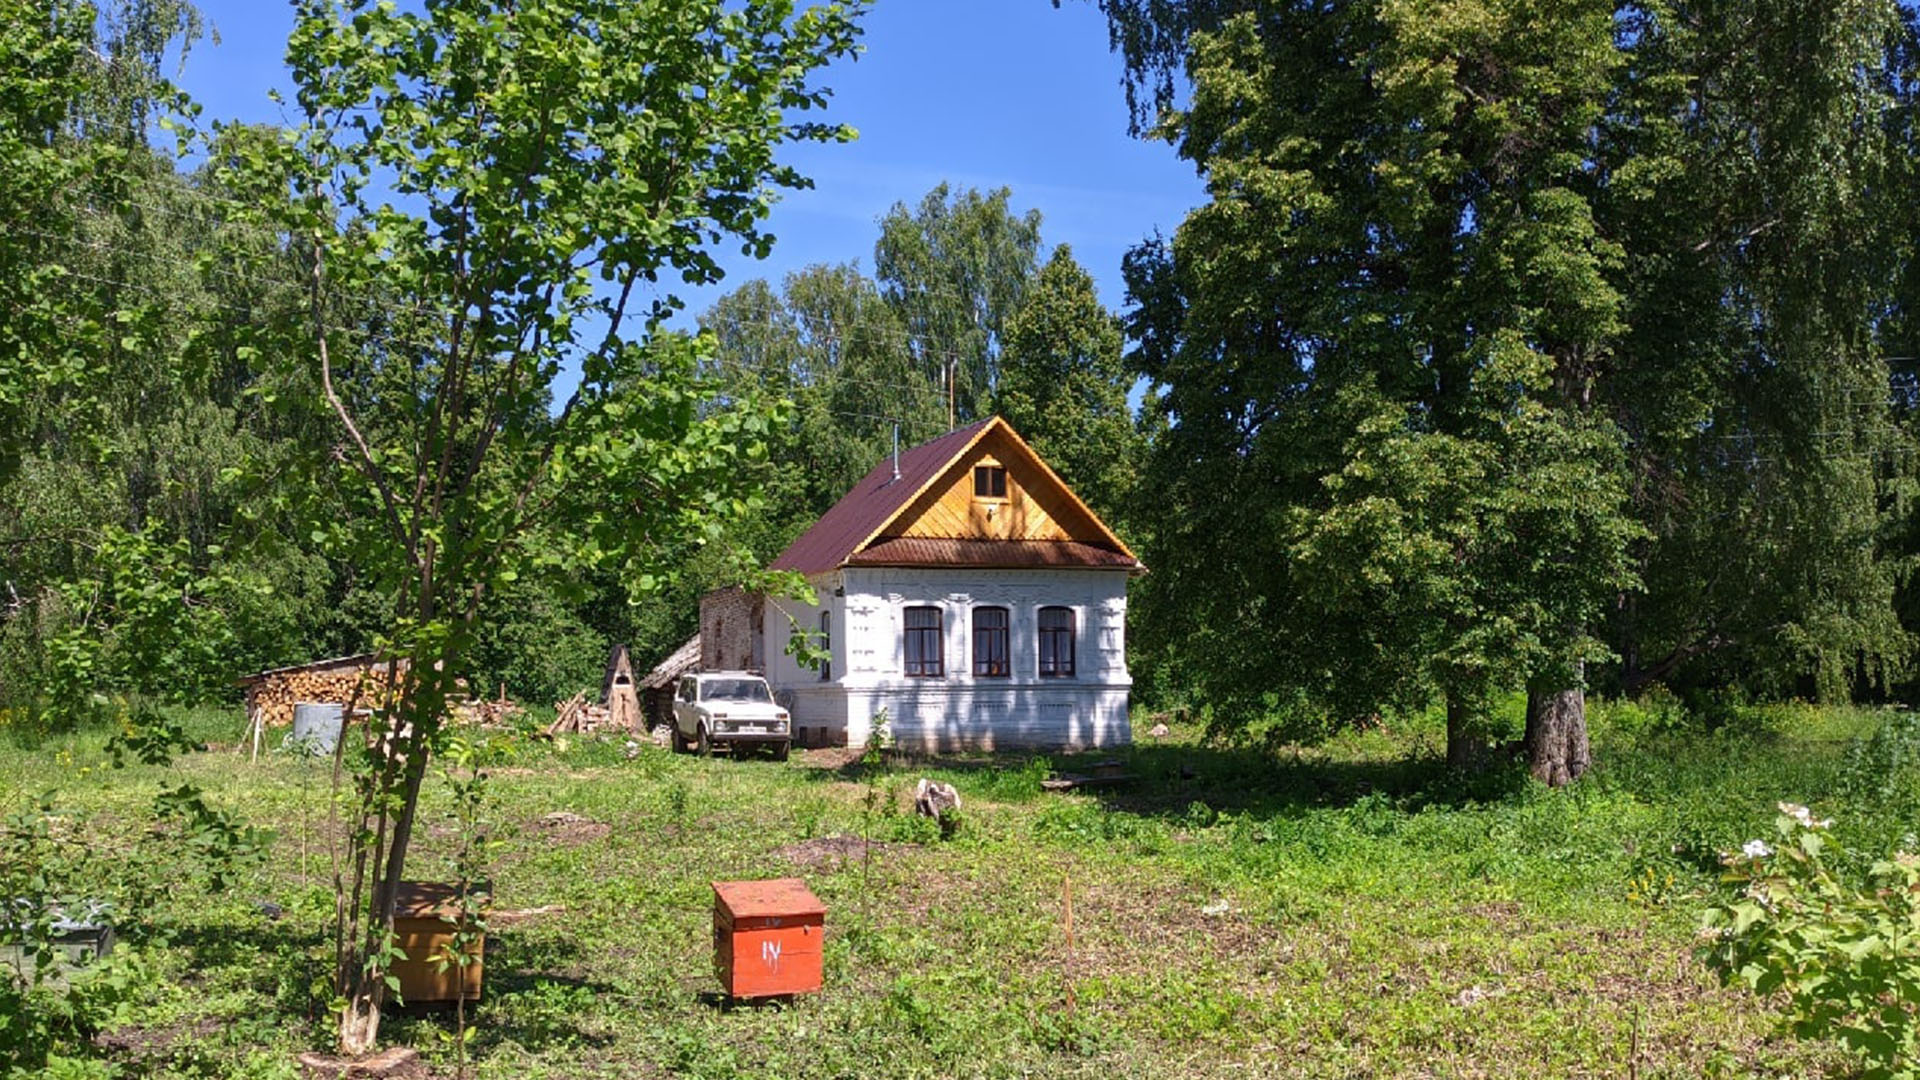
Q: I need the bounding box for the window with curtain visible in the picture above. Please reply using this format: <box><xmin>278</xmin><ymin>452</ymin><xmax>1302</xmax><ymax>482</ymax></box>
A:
<box><xmin>972</xmin><ymin>607</ymin><xmax>1010</xmax><ymax>677</ymax></box>
<box><xmin>904</xmin><ymin>606</ymin><xmax>944</xmax><ymax>677</ymax></box>
<box><xmin>1038</xmin><ymin>606</ymin><xmax>1075</xmax><ymax>678</ymax></box>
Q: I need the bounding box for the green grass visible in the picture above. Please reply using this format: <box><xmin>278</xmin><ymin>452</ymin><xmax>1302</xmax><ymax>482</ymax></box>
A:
<box><xmin>6</xmin><ymin>698</ymin><xmax>1918</xmax><ymax>1079</ymax></box>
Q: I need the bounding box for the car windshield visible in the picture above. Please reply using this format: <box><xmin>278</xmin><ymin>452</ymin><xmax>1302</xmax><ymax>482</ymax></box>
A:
<box><xmin>702</xmin><ymin>678</ymin><xmax>771</xmax><ymax>703</ymax></box>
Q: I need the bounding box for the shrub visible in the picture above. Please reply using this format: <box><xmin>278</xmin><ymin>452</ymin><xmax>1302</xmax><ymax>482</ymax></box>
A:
<box><xmin>1700</xmin><ymin>803</ymin><xmax>1920</xmax><ymax>1078</ymax></box>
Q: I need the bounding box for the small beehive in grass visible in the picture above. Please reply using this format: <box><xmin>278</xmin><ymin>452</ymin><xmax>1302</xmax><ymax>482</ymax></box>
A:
<box><xmin>388</xmin><ymin>881</ymin><xmax>486</xmax><ymax>1007</ymax></box>
<box><xmin>0</xmin><ymin>901</ymin><xmax>113</xmax><ymax>988</ymax></box>
<box><xmin>711</xmin><ymin>878</ymin><xmax>825</xmax><ymax>999</ymax></box>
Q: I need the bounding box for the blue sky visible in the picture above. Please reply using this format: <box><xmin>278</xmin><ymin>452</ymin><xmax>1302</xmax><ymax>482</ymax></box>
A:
<box><xmin>175</xmin><ymin>0</ymin><xmax>1206</xmax><ymax>323</ymax></box>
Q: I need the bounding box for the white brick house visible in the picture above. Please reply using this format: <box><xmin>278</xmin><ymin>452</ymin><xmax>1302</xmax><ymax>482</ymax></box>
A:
<box><xmin>701</xmin><ymin>417</ymin><xmax>1143</xmax><ymax>751</ymax></box>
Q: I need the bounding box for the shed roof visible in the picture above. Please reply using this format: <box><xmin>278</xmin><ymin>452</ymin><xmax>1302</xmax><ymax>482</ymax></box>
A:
<box><xmin>236</xmin><ymin>653</ymin><xmax>392</xmax><ymax>686</ymax></box>
<box><xmin>638</xmin><ymin>634</ymin><xmax>701</xmax><ymax>690</ymax></box>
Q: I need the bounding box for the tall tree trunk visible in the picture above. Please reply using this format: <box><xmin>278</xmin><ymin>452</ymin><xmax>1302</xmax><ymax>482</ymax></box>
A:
<box><xmin>1445</xmin><ymin>693</ymin><xmax>1480</xmax><ymax>768</ymax></box>
<box><xmin>1524</xmin><ymin>667</ymin><xmax>1590</xmax><ymax>787</ymax></box>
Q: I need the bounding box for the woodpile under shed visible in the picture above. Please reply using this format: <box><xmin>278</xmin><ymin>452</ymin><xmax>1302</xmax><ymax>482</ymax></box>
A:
<box><xmin>239</xmin><ymin>655</ymin><xmax>404</xmax><ymax>731</ymax></box>
<box><xmin>639</xmin><ymin>635</ymin><xmax>700</xmax><ymax>731</ymax></box>
<box><xmin>546</xmin><ymin>691</ymin><xmax>616</xmax><ymax>736</ymax></box>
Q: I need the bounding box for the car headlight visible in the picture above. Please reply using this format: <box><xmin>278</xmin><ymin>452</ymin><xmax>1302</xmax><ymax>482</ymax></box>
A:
<box><xmin>775</xmin><ymin>711</ymin><xmax>789</xmax><ymax>722</ymax></box>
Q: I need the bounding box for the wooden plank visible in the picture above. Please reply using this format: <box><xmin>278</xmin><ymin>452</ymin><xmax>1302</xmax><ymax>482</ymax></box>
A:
<box><xmin>1041</xmin><ymin>772</ymin><xmax>1139</xmax><ymax>792</ymax></box>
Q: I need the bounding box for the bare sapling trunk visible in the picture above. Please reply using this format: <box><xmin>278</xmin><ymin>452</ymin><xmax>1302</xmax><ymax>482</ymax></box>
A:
<box><xmin>1524</xmin><ymin>666</ymin><xmax>1590</xmax><ymax>787</ymax></box>
<box><xmin>338</xmin><ymin>670</ymin><xmax>440</xmax><ymax>1056</ymax></box>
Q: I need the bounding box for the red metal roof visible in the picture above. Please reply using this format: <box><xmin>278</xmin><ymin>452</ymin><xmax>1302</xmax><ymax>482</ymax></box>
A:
<box><xmin>769</xmin><ymin>420</ymin><xmax>994</xmax><ymax>575</ymax></box>
<box><xmin>846</xmin><ymin>537</ymin><xmax>1140</xmax><ymax>570</ymax></box>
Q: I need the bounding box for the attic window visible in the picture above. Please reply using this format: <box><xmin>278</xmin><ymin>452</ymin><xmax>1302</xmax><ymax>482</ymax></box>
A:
<box><xmin>973</xmin><ymin>465</ymin><xmax>1007</xmax><ymax>499</ymax></box>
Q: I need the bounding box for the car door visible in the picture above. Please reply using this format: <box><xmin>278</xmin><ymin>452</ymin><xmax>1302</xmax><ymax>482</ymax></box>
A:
<box><xmin>673</xmin><ymin>677</ymin><xmax>695</xmax><ymax>733</ymax></box>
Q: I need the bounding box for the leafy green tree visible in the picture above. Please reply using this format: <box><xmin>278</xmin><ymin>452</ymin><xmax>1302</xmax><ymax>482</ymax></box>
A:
<box><xmin>997</xmin><ymin>244</ymin><xmax>1139</xmax><ymax>529</ymax></box>
<box><xmin>1596</xmin><ymin>0</ymin><xmax>1915</xmax><ymax>703</ymax></box>
<box><xmin>703</xmin><ymin>260</ymin><xmax>946</xmax><ymax>548</ymax></box>
<box><xmin>1096</xmin><ymin>0</ymin><xmax>1916</xmax><ymax>778</ymax></box>
<box><xmin>875</xmin><ymin>182</ymin><xmax>1041</xmax><ymax>425</ymax></box>
<box><xmin>243</xmin><ymin>0</ymin><xmax>866</xmax><ymax>1052</ymax></box>
<box><xmin>0</xmin><ymin>1</ymin><xmax>313</xmax><ymax>722</ymax></box>
<box><xmin>1103</xmin><ymin>0</ymin><xmax>1641</xmax><ymax>777</ymax></box>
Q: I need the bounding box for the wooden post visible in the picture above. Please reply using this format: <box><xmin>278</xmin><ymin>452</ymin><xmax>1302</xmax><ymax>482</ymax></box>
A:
<box><xmin>1063</xmin><ymin>868</ymin><xmax>1076</xmax><ymax>1015</ymax></box>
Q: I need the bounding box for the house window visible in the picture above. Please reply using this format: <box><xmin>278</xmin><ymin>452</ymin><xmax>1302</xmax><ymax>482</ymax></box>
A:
<box><xmin>972</xmin><ymin>607</ymin><xmax>1010</xmax><ymax>677</ymax></box>
<box><xmin>904</xmin><ymin>606</ymin><xmax>944</xmax><ymax>677</ymax></box>
<box><xmin>1038</xmin><ymin>606</ymin><xmax>1075</xmax><ymax>678</ymax></box>
<box><xmin>819</xmin><ymin>610</ymin><xmax>832</xmax><ymax>681</ymax></box>
<box><xmin>973</xmin><ymin>465</ymin><xmax>1007</xmax><ymax>499</ymax></box>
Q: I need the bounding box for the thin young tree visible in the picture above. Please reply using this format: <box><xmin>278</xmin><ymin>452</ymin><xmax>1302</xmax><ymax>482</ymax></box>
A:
<box><xmin>237</xmin><ymin>0</ymin><xmax>867</xmax><ymax>1053</ymax></box>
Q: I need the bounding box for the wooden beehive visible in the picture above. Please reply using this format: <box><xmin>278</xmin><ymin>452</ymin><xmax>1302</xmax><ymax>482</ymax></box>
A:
<box><xmin>712</xmin><ymin>878</ymin><xmax>825</xmax><ymax>999</ymax></box>
<box><xmin>389</xmin><ymin>881</ymin><xmax>486</xmax><ymax>1006</ymax></box>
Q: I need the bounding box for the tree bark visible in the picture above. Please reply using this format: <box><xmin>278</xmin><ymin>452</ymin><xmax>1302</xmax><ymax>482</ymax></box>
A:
<box><xmin>1524</xmin><ymin>672</ymin><xmax>1590</xmax><ymax>787</ymax></box>
<box><xmin>1444</xmin><ymin>693</ymin><xmax>1481</xmax><ymax>769</ymax></box>
<box><xmin>338</xmin><ymin>695</ymin><xmax>436</xmax><ymax>1055</ymax></box>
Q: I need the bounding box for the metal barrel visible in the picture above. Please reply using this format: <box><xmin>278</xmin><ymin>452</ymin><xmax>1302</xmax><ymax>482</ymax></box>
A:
<box><xmin>291</xmin><ymin>702</ymin><xmax>344</xmax><ymax>755</ymax></box>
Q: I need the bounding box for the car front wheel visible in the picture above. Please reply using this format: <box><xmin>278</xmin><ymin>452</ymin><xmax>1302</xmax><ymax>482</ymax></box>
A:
<box><xmin>696</xmin><ymin>724</ymin><xmax>711</xmax><ymax>757</ymax></box>
<box><xmin>772</xmin><ymin>739</ymin><xmax>790</xmax><ymax>762</ymax></box>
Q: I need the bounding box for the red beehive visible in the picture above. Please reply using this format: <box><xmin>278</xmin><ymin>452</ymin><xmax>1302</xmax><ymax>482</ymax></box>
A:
<box><xmin>711</xmin><ymin>878</ymin><xmax>825</xmax><ymax>999</ymax></box>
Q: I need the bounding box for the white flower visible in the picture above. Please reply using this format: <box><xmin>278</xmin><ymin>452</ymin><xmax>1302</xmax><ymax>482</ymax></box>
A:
<box><xmin>1743</xmin><ymin>839</ymin><xmax>1774</xmax><ymax>859</ymax></box>
<box><xmin>1777</xmin><ymin>802</ymin><xmax>1832</xmax><ymax>830</ymax></box>
<box><xmin>1777</xmin><ymin>801</ymin><xmax>1830</xmax><ymax>829</ymax></box>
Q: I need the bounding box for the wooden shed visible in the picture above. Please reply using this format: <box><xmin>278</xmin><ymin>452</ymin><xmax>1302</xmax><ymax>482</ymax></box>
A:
<box><xmin>601</xmin><ymin>644</ymin><xmax>642</xmax><ymax>733</ymax></box>
<box><xmin>637</xmin><ymin>635</ymin><xmax>701</xmax><ymax>732</ymax></box>
<box><xmin>238</xmin><ymin>654</ymin><xmax>404</xmax><ymax>731</ymax></box>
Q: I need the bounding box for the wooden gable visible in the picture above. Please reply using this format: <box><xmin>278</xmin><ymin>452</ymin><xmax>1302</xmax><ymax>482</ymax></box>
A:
<box><xmin>884</xmin><ymin>422</ymin><xmax>1130</xmax><ymax>555</ymax></box>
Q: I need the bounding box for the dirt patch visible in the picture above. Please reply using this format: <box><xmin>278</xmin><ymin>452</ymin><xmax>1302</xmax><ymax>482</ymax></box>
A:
<box><xmin>297</xmin><ymin>1047</ymin><xmax>427</xmax><ymax>1079</ymax></box>
<box><xmin>795</xmin><ymin>746</ymin><xmax>866</xmax><ymax>772</ymax></box>
<box><xmin>95</xmin><ymin>1017</ymin><xmax>226</xmax><ymax>1059</ymax></box>
<box><xmin>533</xmin><ymin>811</ymin><xmax>611</xmax><ymax>845</ymax></box>
<box><xmin>777</xmin><ymin>833</ymin><xmax>911</xmax><ymax>870</ymax></box>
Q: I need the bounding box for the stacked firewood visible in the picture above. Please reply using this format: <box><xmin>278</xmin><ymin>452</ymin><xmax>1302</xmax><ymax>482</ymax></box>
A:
<box><xmin>546</xmin><ymin>691</ymin><xmax>618</xmax><ymax>736</ymax></box>
<box><xmin>454</xmin><ymin>697</ymin><xmax>524</xmax><ymax>727</ymax></box>
<box><xmin>243</xmin><ymin>663</ymin><xmax>398</xmax><ymax>729</ymax></box>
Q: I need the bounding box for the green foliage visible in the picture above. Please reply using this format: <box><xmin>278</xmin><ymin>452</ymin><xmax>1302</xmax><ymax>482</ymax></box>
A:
<box><xmin>1100</xmin><ymin>0</ymin><xmax>1919</xmax><ymax>750</ymax></box>
<box><xmin>2</xmin><ymin>699</ymin><xmax>1909</xmax><ymax>1076</ymax></box>
<box><xmin>701</xmin><ymin>260</ymin><xmax>949</xmax><ymax>554</ymax></box>
<box><xmin>467</xmin><ymin>578</ymin><xmax>611</xmax><ymax>705</ymax></box>
<box><xmin>1113</xmin><ymin>0</ymin><xmax>1643</xmax><ymax>755</ymax></box>
<box><xmin>998</xmin><ymin>244</ymin><xmax>1141</xmax><ymax>530</ymax></box>
<box><xmin>1702</xmin><ymin>806</ymin><xmax>1920</xmax><ymax>1078</ymax></box>
<box><xmin>239</xmin><ymin>0</ymin><xmax>868</xmax><ymax>1049</ymax></box>
<box><xmin>875</xmin><ymin>183</ymin><xmax>1042</xmax><ymax>424</ymax></box>
<box><xmin>0</xmin><ymin>710</ymin><xmax>267</xmax><ymax>1075</ymax></box>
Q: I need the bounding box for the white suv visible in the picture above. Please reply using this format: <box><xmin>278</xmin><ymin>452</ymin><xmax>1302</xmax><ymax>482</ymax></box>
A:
<box><xmin>671</xmin><ymin>672</ymin><xmax>791</xmax><ymax>760</ymax></box>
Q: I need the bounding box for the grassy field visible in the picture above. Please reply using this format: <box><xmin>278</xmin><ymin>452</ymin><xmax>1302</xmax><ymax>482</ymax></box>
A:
<box><xmin>4</xmin><ymin>697</ymin><xmax>1914</xmax><ymax>1079</ymax></box>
